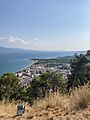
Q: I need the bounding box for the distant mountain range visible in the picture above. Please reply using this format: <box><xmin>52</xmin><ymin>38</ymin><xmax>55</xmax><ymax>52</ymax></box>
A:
<box><xmin>0</xmin><ymin>46</ymin><xmax>46</xmax><ymax>54</ymax></box>
<box><xmin>0</xmin><ymin>46</ymin><xmax>86</xmax><ymax>54</ymax></box>
<box><xmin>0</xmin><ymin>46</ymin><xmax>25</xmax><ymax>53</ymax></box>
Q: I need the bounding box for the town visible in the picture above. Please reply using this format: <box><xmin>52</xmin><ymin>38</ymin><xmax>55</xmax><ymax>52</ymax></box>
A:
<box><xmin>15</xmin><ymin>56</ymin><xmax>73</xmax><ymax>87</ymax></box>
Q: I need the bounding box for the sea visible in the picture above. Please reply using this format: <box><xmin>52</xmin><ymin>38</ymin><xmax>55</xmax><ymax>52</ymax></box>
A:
<box><xmin>0</xmin><ymin>51</ymin><xmax>86</xmax><ymax>76</ymax></box>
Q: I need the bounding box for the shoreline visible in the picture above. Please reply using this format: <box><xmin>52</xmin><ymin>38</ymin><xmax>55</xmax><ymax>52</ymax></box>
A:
<box><xmin>0</xmin><ymin>51</ymin><xmax>85</xmax><ymax>76</ymax></box>
<box><xmin>0</xmin><ymin>55</ymin><xmax>72</xmax><ymax>77</ymax></box>
<box><xmin>15</xmin><ymin>59</ymin><xmax>36</xmax><ymax>73</ymax></box>
<box><xmin>0</xmin><ymin>58</ymin><xmax>34</xmax><ymax>76</ymax></box>
<box><xmin>16</xmin><ymin>55</ymin><xmax>73</xmax><ymax>74</ymax></box>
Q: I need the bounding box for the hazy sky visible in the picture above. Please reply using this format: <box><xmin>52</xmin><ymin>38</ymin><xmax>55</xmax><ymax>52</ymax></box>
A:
<box><xmin>0</xmin><ymin>0</ymin><xmax>90</xmax><ymax>51</ymax></box>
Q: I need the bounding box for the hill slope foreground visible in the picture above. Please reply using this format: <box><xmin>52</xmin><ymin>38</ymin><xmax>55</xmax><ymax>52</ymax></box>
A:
<box><xmin>0</xmin><ymin>84</ymin><xmax>90</xmax><ymax>120</ymax></box>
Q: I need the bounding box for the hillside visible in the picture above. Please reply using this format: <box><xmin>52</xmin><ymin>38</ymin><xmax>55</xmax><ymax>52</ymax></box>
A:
<box><xmin>0</xmin><ymin>46</ymin><xmax>25</xmax><ymax>53</ymax></box>
<box><xmin>0</xmin><ymin>84</ymin><xmax>90</xmax><ymax>120</ymax></box>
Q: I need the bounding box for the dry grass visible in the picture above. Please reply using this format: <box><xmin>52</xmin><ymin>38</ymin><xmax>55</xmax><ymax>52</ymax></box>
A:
<box><xmin>0</xmin><ymin>100</ymin><xmax>16</xmax><ymax>116</ymax></box>
<box><xmin>0</xmin><ymin>84</ymin><xmax>90</xmax><ymax>120</ymax></box>
<box><xmin>32</xmin><ymin>84</ymin><xmax>90</xmax><ymax>119</ymax></box>
<box><xmin>70</xmin><ymin>84</ymin><xmax>90</xmax><ymax>111</ymax></box>
<box><xmin>0</xmin><ymin>100</ymin><xmax>34</xmax><ymax>120</ymax></box>
<box><xmin>33</xmin><ymin>92</ymin><xmax>68</xmax><ymax>110</ymax></box>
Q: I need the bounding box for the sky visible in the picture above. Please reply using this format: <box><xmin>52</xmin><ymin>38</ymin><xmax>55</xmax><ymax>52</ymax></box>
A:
<box><xmin>0</xmin><ymin>0</ymin><xmax>90</xmax><ymax>51</ymax></box>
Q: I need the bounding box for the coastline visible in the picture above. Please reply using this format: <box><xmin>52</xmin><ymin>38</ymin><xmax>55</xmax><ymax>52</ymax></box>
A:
<box><xmin>0</xmin><ymin>51</ymin><xmax>85</xmax><ymax>76</ymax></box>
<box><xmin>0</xmin><ymin>58</ymin><xmax>34</xmax><ymax>76</ymax></box>
<box><xmin>15</xmin><ymin>59</ymin><xmax>36</xmax><ymax>73</ymax></box>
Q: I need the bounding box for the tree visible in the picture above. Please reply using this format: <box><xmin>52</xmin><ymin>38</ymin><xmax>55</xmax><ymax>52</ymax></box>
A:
<box><xmin>86</xmin><ymin>50</ymin><xmax>90</xmax><ymax>56</ymax></box>
<box><xmin>27</xmin><ymin>72</ymin><xmax>67</xmax><ymax>104</ymax></box>
<box><xmin>0</xmin><ymin>73</ymin><xmax>26</xmax><ymax>100</ymax></box>
<box><xmin>67</xmin><ymin>51</ymin><xmax>90</xmax><ymax>89</ymax></box>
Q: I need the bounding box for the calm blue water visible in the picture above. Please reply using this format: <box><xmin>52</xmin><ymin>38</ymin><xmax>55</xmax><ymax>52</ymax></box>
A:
<box><xmin>0</xmin><ymin>59</ymin><xmax>32</xmax><ymax>75</ymax></box>
<box><xmin>0</xmin><ymin>51</ymin><xmax>85</xmax><ymax>76</ymax></box>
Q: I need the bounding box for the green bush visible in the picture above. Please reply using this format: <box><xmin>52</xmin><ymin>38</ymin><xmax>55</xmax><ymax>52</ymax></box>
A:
<box><xmin>0</xmin><ymin>73</ymin><xmax>26</xmax><ymax>101</ymax></box>
<box><xmin>27</xmin><ymin>72</ymin><xmax>67</xmax><ymax>104</ymax></box>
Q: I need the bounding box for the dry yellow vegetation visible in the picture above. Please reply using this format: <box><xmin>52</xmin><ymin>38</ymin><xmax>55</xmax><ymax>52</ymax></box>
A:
<box><xmin>0</xmin><ymin>84</ymin><xmax>90</xmax><ymax>120</ymax></box>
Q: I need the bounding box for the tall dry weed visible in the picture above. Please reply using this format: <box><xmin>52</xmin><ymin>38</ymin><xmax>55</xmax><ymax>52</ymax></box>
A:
<box><xmin>0</xmin><ymin>100</ymin><xmax>16</xmax><ymax>116</ymax></box>
<box><xmin>33</xmin><ymin>91</ymin><xmax>69</xmax><ymax>111</ymax></box>
<box><xmin>69</xmin><ymin>84</ymin><xmax>90</xmax><ymax>111</ymax></box>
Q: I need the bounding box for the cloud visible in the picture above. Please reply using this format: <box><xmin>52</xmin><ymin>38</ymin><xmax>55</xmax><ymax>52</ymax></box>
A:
<box><xmin>0</xmin><ymin>36</ymin><xmax>40</xmax><ymax>49</ymax></box>
<box><xmin>9</xmin><ymin>36</ymin><xmax>28</xmax><ymax>45</ymax></box>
